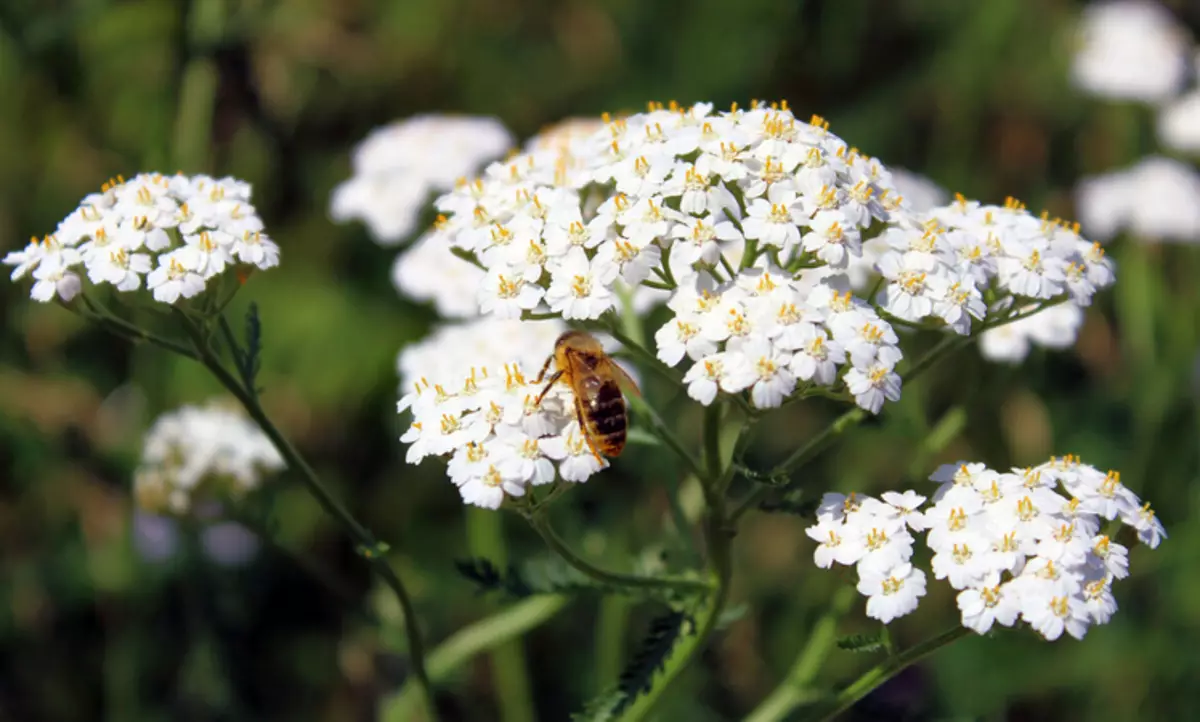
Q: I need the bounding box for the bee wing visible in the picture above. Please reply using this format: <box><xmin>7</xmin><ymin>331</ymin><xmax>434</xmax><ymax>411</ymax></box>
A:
<box><xmin>610</xmin><ymin>360</ymin><xmax>642</xmax><ymax>398</ymax></box>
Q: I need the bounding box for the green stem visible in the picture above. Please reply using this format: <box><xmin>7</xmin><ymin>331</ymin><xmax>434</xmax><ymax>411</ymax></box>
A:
<box><xmin>466</xmin><ymin>509</ymin><xmax>536</xmax><ymax>722</ymax></box>
<box><xmin>615</xmin><ymin>400</ymin><xmax>740</xmax><ymax>722</ymax></box>
<box><xmin>176</xmin><ymin>314</ymin><xmax>439</xmax><ymax>720</ymax></box>
<box><xmin>383</xmin><ymin>596</ymin><xmax>570</xmax><ymax>722</ymax></box>
<box><xmin>594</xmin><ymin>596</ymin><xmax>633</xmax><ymax>693</ymax></box>
<box><xmin>796</xmin><ymin>626</ymin><xmax>972</xmax><ymax>722</ymax></box>
<box><xmin>742</xmin><ymin>586</ymin><xmax>856</xmax><ymax>722</ymax></box>
<box><xmin>526</xmin><ymin>511</ymin><xmax>710</xmax><ymax>595</ymax></box>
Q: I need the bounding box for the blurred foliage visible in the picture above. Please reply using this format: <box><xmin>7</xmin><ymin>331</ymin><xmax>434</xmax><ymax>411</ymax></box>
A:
<box><xmin>2</xmin><ymin>0</ymin><xmax>1200</xmax><ymax>720</ymax></box>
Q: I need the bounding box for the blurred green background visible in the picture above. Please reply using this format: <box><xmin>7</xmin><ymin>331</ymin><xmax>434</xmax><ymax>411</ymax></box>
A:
<box><xmin>2</xmin><ymin>0</ymin><xmax>1199</xmax><ymax>720</ymax></box>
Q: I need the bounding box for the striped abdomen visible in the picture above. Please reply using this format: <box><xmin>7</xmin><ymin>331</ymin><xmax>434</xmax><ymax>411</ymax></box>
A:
<box><xmin>584</xmin><ymin>379</ymin><xmax>627</xmax><ymax>457</ymax></box>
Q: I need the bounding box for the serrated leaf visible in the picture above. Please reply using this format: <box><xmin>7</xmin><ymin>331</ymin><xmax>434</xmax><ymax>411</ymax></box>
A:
<box><xmin>836</xmin><ymin>632</ymin><xmax>886</xmax><ymax>654</ymax></box>
<box><xmin>571</xmin><ymin>688</ymin><xmax>625</xmax><ymax>722</ymax></box>
<box><xmin>611</xmin><ymin>610</ymin><xmax>694</xmax><ymax>714</ymax></box>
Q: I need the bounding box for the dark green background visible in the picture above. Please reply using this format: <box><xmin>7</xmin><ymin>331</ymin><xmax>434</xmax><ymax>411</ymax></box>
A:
<box><xmin>1</xmin><ymin>0</ymin><xmax>1198</xmax><ymax>720</ymax></box>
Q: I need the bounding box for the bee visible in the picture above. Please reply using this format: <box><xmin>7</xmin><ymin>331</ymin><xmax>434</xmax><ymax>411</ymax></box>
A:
<box><xmin>533</xmin><ymin>330</ymin><xmax>641</xmax><ymax>462</ymax></box>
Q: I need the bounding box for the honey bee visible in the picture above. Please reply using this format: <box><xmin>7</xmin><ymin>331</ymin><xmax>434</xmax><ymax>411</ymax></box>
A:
<box><xmin>533</xmin><ymin>330</ymin><xmax>641</xmax><ymax>462</ymax></box>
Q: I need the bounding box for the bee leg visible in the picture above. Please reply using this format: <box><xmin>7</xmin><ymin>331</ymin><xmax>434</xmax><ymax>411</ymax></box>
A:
<box><xmin>533</xmin><ymin>370</ymin><xmax>564</xmax><ymax>407</ymax></box>
<box><xmin>531</xmin><ymin>354</ymin><xmax>556</xmax><ymax>385</ymax></box>
<box><xmin>573</xmin><ymin>396</ymin><xmax>606</xmax><ymax>465</ymax></box>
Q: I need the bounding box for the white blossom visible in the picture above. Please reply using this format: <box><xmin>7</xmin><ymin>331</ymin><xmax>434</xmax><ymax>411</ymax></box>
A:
<box><xmin>808</xmin><ymin>458</ymin><xmax>1163</xmax><ymax>640</ymax></box>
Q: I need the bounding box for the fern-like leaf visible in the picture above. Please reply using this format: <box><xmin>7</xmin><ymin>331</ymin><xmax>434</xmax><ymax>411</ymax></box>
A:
<box><xmin>836</xmin><ymin>632</ymin><xmax>886</xmax><ymax>654</ymax></box>
<box><xmin>243</xmin><ymin>302</ymin><xmax>262</xmax><ymax>392</ymax></box>
<box><xmin>611</xmin><ymin>610</ymin><xmax>694</xmax><ymax>714</ymax></box>
<box><xmin>570</xmin><ymin>688</ymin><xmax>625</xmax><ymax>722</ymax></box>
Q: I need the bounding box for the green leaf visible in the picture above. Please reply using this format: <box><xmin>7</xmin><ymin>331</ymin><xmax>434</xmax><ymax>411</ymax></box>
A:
<box><xmin>612</xmin><ymin>610</ymin><xmax>694</xmax><ymax>714</ymax></box>
<box><xmin>570</xmin><ymin>688</ymin><xmax>625</xmax><ymax>722</ymax></box>
<box><xmin>836</xmin><ymin>632</ymin><xmax>886</xmax><ymax>654</ymax></box>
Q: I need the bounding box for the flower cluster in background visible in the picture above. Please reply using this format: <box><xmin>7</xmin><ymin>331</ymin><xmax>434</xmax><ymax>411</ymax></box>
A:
<box><xmin>3</xmin><ymin>173</ymin><xmax>279</xmax><ymax>304</ymax></box>
<box><xmin>330</xmin><ymin>115</ymin><xmax>514</xmax><ymax>245</ymax></box>
<box><xmin>134</xmin><ymin>401</ymin><xmax>285</xmax><ymax>515</ymax></box>
<box><xmin>807</xmin><ymin>458</ymin><xmax>1165</xmax><ymax>640</ymax></box>
<box><xmin>1071</xmin><ymin>1</ymin><xmax>1200</xmax><ymax>244</ymax></box>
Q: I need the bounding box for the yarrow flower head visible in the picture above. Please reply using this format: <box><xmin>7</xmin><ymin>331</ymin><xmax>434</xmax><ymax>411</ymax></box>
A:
<box><xmin>330</xmin><ymin>115</ymin><xmax>514</xmax><ymax>244</ymax></box>
<box><xmin>4</xmin><ymin>173</ymin><xmax>278</xmax><ymax>304</ymax></box>
<box><xmin>806</xmin><ymin>457</ymin><xmax>1164</xmax><ymax>640</ymax></box>
<box><xmin>133</xmin><ymin>400</ymin><xmax>285</xmax><ymax>515</ymax></box>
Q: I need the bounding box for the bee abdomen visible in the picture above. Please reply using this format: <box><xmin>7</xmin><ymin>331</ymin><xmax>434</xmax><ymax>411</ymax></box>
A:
<box><xmin>587</xmin><ymin>381</ymin><xmax>628</xmax><ymax>455</ymax></box>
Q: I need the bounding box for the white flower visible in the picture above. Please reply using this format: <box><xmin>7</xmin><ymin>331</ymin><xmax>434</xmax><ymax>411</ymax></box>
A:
<box><xmin>1071</xmin><ymin>0</ymin><xmax>1191</xmax><ymax>103</ymax></box>
<box><xmin>1021</xmin><ymin>589</ymin><xmax>1090</xmax><ymax>641</ymax></box>
<box><xmin>881</xmin><ymin>490</ymin><xmax>929</xmax><ymax>531</ymax></box>
<box><xmin>134</xmin><ymin>400</ymin><xmax>284</xmax><ymax>515</ymax></box>
<box><xmin>480</xmin><ymin>265</ymin><xmax>545</xmax><ymax>318</ymax></box>
<box><xmin>844</xmin><ymin>362</ymin><xmax>902</xmax><ymax>413</ymax></box>
<box><xmin>330</xmin><ymin>115</ymin><xmax>513</xmax><ymax>245</ymax></box>
<box><xmin>787</xmin><ymin>325</ymin><xmax>844</xmax><ymax>385</ymax></box>
<box><xmin>233</xmin><ymin>230</ymin><xmax>281</xmax><ymax>270</ymax></box>
<box><xmin>545</xmin><ymin>248</ymin><xmax>618</xmax><ymax>320</ymax></box>
<box><xmin>801</xmin><ymin>210</ymin><xmax>861</xmax><ymax>268</ymax></box>
<box><xmin>682</xmin><ymin>353</ymin><xmax>729</xmax><ymax>405</ymax></box>
<box><xmin>888</xmin><ymin>169</ymin><xmax>949</xmax><ymax>213</ymax></box>
<box><xmin>459</xmin><ymin>464</ymin><xmax>526</xmax><ymax>509</ymax></box>
<box><xmin>87</xmin><ymin>248</ymin><xmax>152</xmax><ymax>291</ymax></box>
<box><xmin>979</xmin><ymin>303</ymin><xmax>1084</xmax><ymax>364</ymax></box>
<box><xmin>1158</xmin><ymin>90</ymin><xmax>1200</xmax><ymax>154</ymax></box>
<box><xmin>805</xmin><ymin>518</ymin><xmax>866</xmax><ymax>568</ymax></box>
<box><xmin>743</xmin><ymin>184</ymin><xmax>803</xmax><ymax>249</ymax></box>
<box><xmin>147</xmin><ymin>255</ymin><xmax>206</xmax><ymax>304</ymax></box>
<box><xmin>31</xmin><ymin>264</ymin><xmax>83</xmax><ymax>303</ymax></box>
<box><xmin>541</xmin><ymin>423</ymin><xmax>608</xmax><ymax>481</ymax></box>
<box><xmin>722</xmin><ymin>339</ymin><xmax>796</xmax><ymax>408</ymax></box>
<box><xmin>1076</xmin><ymin>157</ymin><xmax>1200</xmax><ymax>243</ymax></box>
<box><xmin>655</xmin><ymin>316</ymin><xmax>718</xmax><ymax>366</ymax></box>
<box><xmin>856</xmin><ymin>562</ymin><xmax>927</xmax><ymax>624</ymax></box>
<box><xmin>957</xmin><ymin>574</ymin><xmax>1021</xmax><ymax>634</ymax></box>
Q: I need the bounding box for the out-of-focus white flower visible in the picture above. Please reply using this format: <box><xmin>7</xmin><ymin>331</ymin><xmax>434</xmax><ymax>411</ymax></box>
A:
<box><xmin>1070</xmin><ymin>0</ymin><xmax>1192</xmax><ymax>102</ymax></box>
<box><xmin>888</xmin><ymin>168</ymin><xmax>949</xmax><ymax>212</ymax></box>
<box><xmin>1077</xmin><ymin>156</ymin><xmax>1200</xmax><ymax>243</ymax></box>
<box><xmin>330</xmin><ymin>115</ymin><xmax>514</xmax><ymax>245</ymax></box>
<box><xmin>133</xmin><ymin>401</ymin><xmax>285</xmax><ymax>515</ymax></box>
<box><xmin>3</xmin><ymin>173</ymin><xmax>277</xmax><ymax>304</ymax></box>
<box><xmin>807</xmin><ymin>457</ymin><xmax>1163</xmax><ymax>639</ymax></box>
<box><xmin>979</xmin><ymin>302</ymin><xmax>1085</xmax><ymax>364</ymax></box>
<box><xmin>391</xmin><ymin>230</ymin><xmax>488</xmax><ymax>318</ymax></box>
<box><xmin>1158</xmin><ymin>91</ymin><xmax>1200</xmax><ymax>153</ymax></box>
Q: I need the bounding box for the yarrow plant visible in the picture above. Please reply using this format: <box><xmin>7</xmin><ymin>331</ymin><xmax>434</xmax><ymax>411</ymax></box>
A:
<box><xmin>3</xmin><ymin>99</ymin><xmax>1164</xmax><ymax>722</ymax></box>
<box><xmin>3</xmin><ymin>172</ymin><xmax>279</xmax><ymax>305</ymax></box>
<box><xmin>807</xmin><ymin>458</ymin><xmax>1165</xmax><ymax>639</ymax></box>
<box><xmin>134</xmin><ymin>400</ymin><xmax>285</xmax><ymax>515</ymax></box>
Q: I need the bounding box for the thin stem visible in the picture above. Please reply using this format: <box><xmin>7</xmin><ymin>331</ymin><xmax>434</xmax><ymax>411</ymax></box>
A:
<box><xmin>627</xmin><ymin>393</ymin><xmax>705</xmax><ymax>481</ymax></box>
<box><xmin>796</xmin><ymin>626</ymin><xmax>972</xmax><ymax>722</ymax></box>
<box><xmin>616</xmin><ymin>399</ymin><xmax>739</xmax><ymax>722</ymax></box>
<box><xmin>383</xmin><ymin>596</ymin><xmax>570</xmax><ymax>722</ymax></box>
<box><xmin>466</xmin><ymin>509</ymin><xmax>535</xmax><ymax>722</ymax></box>
<box><xmin>742</xmin><ymin>586</ymin><xmax>856</xmax><ymax>722</ymax></box>
<box><xmin>526</xmin><ymin>511</ymin><xmax>711</xmax><ymax>595</ymax></box>
<box><xmin>71</xmin><ymin>298</ymin><xmax>199</xmax><ymax>359</ymax></box>
<box><xmin>175</xmin><ymin>313</ymin><xmax>439</xmax><ymax>720</ymax></box>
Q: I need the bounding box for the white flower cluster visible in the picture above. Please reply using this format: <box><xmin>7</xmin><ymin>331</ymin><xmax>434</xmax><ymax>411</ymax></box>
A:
<box><xmin>330</xmin><ymin>115</ymin><xmax>514</xmax><ymax>245</ymax></box>
<box><xmin>1076</xmin><ymin>156</ymin><xmax>1200</xmax><ymax>244</ymax></box>
<box><xmin>3</xmin><ymin>173</ymin><xmax>279</xmax><ymax>304</ymax></box>
<box><xmin>869</xmin><ymin>195</ymin><xmax>1114</xmax><ymax>364</ymax></box>
<box><xmin>1070</xmin><ymin>3</ymin><xmax>1200</xmax><ymax>241</ymax></box>
<box><xmin>659</xmin><ymin>267</ymin><xmax>903</xmax><ymax>413</ymax></box>
<box><xmin>806</xmin><ymin>457</ymin><xmax>1165</xmax><ymax>640</ymax></box>
<box><xmin>133</xmin><ymin>401</ymin><xmax>285</xmax><ymax>515</ymax></box>
<box><xmin>399</xmin><ymin>358</ymin><xmax>605</xmax><ymax>510</ymax></box>
<box><xmin>1071</xmin><ymin>0</ymin><xmax>1192</xmax><ymax>103</ymax></box>
<box><xmin>397</xmin><ymin>316</ymin><xmax>566</xmax><ymax>390</ymax></box>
